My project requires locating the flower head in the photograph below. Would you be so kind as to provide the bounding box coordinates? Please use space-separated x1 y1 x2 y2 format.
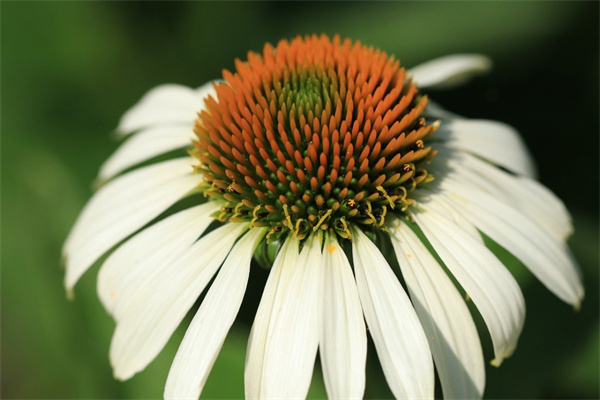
63 34 584 399
194 35 436 241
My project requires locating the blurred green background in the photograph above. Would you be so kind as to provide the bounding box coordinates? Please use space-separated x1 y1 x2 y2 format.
2 2 598 399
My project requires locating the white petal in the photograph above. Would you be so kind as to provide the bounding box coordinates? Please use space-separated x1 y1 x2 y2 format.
97 202 219 319
389 219 485 399
63 157 199 291
409 54 492 89
245 236 300 399
436 119 537 177
116 83 216 136
109 222 246 380
438 179 584 308
98 125 196 181
514 178 573 240
254 233 322 399
319 233 367 399
164 228 266 400
352 228 434 399
432 148 509 199
415 191 483 243
437 150 572 240
412 206 525 365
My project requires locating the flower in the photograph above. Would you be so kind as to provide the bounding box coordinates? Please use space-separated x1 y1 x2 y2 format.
63 35 584 399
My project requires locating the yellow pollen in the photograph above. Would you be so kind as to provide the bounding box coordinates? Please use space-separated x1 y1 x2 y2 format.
416 140 424 148
313 209 333 231
326 245 336 254
283 204 293 228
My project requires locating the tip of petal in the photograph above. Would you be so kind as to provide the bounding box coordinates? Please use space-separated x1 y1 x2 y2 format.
64 271 75 294
64 269 78 294
493 344 518 368
409 54 493 90
573 297 583 312
566 281 584 311
113 370 131 382
111 357 137 381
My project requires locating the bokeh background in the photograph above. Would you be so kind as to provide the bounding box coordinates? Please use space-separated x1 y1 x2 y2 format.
2 2 598 399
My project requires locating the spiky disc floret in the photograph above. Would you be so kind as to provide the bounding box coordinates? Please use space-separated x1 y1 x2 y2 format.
193 34 438 241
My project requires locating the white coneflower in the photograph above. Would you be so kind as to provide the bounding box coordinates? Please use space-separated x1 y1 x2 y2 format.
63 34 583 399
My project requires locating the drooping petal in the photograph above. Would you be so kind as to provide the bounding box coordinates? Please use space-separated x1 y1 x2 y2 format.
436 119 537 178
251 233 322 399
437 179 584 308
109 222 246 380
512 178 573 240
164 228 266 400
352 228 434 399
98 125 196 181
415 190 483 243
437 150 572 241
245 236 300 399
409 54 492 90
63 157 199 291
412 206 525 365
320 233 367 399
97 202 219 319
389 219 485 399
116 83 216 136
431 149 515 202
